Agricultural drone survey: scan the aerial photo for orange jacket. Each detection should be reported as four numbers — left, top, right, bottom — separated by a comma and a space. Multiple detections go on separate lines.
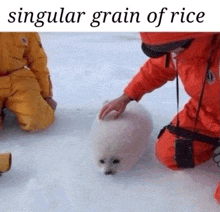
124, 33, 219, 109
0, 32, 52, 98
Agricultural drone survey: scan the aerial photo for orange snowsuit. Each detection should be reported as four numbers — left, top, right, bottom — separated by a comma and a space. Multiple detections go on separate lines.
123, 33, 220, 202
0, 32, 54, 131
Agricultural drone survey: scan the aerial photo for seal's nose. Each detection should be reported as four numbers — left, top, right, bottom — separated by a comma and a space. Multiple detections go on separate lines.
105, 170, 114, 175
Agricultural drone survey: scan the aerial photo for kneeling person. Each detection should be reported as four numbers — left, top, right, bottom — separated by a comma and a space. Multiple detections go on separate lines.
0, 32, 56, 131
0, 32, 57, 173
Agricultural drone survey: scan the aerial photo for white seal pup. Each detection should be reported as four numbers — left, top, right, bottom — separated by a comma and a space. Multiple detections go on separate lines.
90, 101, 152, 175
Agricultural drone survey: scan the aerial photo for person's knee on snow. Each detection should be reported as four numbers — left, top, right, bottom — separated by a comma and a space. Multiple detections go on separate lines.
155, 129, 180, 170
155, 127, 215, 171
16, 102, 54, 132
5, 89, 54, 132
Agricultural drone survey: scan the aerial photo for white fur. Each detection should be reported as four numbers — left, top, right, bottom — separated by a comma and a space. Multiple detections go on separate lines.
90, 101, 152, 175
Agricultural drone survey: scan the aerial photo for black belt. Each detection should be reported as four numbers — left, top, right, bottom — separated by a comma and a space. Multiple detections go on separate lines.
159, 124, 219, 148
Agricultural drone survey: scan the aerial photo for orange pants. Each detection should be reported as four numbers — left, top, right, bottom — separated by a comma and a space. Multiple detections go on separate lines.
0, 69, 54, 131
155, 98, 219, 203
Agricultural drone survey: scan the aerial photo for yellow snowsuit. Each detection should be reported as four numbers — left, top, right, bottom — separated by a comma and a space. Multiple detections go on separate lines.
0, 32, 55, 173
0, 153, 11, 173
0, 32, 54, 131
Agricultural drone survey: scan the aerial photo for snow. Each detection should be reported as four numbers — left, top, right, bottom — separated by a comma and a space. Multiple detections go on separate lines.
0, 32, 219, 212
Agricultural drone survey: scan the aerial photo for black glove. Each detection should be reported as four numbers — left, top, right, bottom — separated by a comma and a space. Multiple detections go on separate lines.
213, 145, 220, 167
44, 98, 57, 111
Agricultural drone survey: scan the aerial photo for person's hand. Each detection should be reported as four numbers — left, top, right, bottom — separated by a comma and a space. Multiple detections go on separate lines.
213, 145, 220, 167
44, 98, 57, 111
99, 94, 132, 120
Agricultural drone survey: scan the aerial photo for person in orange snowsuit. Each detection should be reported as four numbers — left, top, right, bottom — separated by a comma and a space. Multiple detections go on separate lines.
0, 32, 57, 174
99, 33, 220, 203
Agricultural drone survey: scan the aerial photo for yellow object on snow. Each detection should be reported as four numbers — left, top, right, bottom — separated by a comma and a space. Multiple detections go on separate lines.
0, 153, 11, 173
0, 32, 54, 131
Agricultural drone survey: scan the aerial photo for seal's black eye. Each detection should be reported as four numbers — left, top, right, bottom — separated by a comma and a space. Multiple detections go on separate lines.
113, 159, 120, 164
100, 160, 105, 164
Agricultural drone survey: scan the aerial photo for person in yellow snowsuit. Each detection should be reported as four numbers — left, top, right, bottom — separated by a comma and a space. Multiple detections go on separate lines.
0, 32, 57, 173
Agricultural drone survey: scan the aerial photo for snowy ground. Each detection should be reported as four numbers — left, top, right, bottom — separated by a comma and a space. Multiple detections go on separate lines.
0, 32, 219, 212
